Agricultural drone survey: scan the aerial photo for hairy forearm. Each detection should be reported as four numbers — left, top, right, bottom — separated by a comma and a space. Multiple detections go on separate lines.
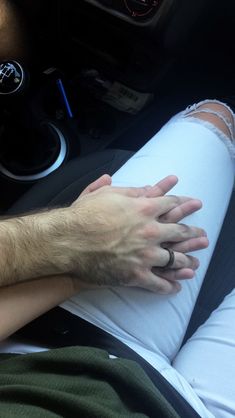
0, 0, 27, 60
0, 208, 76, 286
0, 275, 80, 341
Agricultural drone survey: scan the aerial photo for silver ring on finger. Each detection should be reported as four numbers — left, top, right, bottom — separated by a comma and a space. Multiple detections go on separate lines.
162, 248, 175, 269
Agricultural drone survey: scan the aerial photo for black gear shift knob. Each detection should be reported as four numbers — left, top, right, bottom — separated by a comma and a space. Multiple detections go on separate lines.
0, 60, 27, 95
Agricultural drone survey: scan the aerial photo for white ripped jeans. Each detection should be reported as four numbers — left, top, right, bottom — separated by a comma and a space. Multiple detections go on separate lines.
61, 100, 235, 418
2, 100, 235, 418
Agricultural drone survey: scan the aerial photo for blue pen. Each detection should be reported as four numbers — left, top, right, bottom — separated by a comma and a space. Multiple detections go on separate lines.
56, 78, 74, 119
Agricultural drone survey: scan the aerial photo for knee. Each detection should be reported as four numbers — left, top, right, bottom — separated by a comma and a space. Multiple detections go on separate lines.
184, 100, 235, 141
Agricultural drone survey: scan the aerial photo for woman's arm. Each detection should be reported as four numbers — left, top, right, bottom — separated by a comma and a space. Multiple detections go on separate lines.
0, 275, 81, 341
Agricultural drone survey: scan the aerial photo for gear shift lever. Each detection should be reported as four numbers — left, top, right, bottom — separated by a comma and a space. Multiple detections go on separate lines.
0, 61, 67, 180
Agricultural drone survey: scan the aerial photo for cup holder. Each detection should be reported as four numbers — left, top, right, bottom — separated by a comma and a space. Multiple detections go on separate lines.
0, 121, 67, 181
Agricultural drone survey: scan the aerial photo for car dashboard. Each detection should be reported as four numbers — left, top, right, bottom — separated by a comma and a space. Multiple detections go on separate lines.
0, 0, 234, 211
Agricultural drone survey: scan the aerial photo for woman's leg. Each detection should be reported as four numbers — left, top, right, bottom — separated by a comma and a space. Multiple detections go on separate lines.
60, 100, 235, 417
171, 103, 235, 414
61, 100, 235, 358
173, 289, 235, 418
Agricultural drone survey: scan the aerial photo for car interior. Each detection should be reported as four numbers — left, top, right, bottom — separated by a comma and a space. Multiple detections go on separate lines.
1, 0, 235, 345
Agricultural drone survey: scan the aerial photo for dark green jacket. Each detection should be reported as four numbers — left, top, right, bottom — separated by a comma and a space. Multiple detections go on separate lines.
0, 346, 180, 418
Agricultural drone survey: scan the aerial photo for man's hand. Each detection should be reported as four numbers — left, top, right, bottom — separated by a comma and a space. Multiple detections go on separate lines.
57, 176, 206, 294
0, 174, 207, 294
74, 174, 208, 293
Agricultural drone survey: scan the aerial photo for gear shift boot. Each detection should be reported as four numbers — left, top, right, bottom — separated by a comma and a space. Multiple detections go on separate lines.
0, 61, 68, 180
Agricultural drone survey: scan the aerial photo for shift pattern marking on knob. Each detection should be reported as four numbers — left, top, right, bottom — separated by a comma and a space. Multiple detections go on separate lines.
0, 61, 24, 95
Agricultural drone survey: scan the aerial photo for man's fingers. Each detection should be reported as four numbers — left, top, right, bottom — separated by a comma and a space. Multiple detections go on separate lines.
79, 174, 112, 197
143, 195, 200, 219
152, 267, 195, 281
157, 222, 207, 243
157, 248, 200, 270
159, 199, 202, 223
109, 185, 153, 198
139, 246, 200, 270
107, 175, 178, 198
165, 236, 209, 253
129, 264, 198, 294
130, 270, 181, 294
145, 175, 178, 198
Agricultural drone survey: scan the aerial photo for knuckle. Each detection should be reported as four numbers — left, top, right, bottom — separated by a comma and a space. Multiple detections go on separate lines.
132, 266, 146, 281
178, 223, 191, 237
140, 247, 156, 262
156, 282, 172, 294
140, 199, 155, 215
147, 276, 164, 293
143, 223, 159, 239
175, 254, 197, 269
174, 254, 186, 269
168, 195, 179, 204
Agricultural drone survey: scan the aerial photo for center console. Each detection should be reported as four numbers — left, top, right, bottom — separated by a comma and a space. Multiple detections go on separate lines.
0, 0, 212, 211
